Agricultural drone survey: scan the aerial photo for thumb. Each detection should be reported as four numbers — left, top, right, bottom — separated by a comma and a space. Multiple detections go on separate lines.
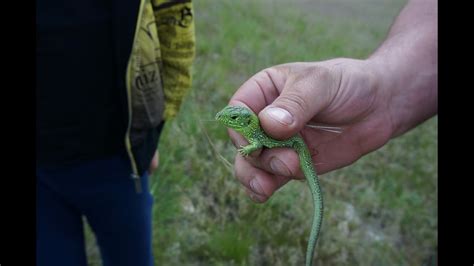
258, 65, 338, 139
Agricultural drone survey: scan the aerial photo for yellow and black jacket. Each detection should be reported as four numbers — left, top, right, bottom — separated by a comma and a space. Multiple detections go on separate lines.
125, 0, 195, 184
36, 0, 194, 184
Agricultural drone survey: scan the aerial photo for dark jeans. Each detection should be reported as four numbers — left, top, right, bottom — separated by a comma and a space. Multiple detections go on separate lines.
36, 154, 154, 266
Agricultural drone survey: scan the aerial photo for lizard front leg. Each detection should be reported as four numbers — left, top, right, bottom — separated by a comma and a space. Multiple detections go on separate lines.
238, 141, 263, 157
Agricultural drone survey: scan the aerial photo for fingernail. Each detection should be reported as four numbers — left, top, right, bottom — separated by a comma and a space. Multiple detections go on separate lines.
265, 107, 294, 125
270, 157, 290, 176
250, 178, 265, 196
246, 188, 264, 203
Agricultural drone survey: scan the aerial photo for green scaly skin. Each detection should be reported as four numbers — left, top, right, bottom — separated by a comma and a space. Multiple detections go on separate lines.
216, 105, 323, 266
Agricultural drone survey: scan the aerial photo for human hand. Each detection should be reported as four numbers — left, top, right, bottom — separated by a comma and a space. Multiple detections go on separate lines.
228, 58, 398, 202
148, 150, 160, 176
225, 0, 437, 204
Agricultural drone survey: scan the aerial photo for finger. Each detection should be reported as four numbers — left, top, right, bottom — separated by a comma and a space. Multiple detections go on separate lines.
243, 147, 305, 179
259, 64, 341, 140
244, 187, 267, 203
229, 67, 288, 115
234, 154, 292, 203
228, 128, 247, 148
227, 128, 261, 158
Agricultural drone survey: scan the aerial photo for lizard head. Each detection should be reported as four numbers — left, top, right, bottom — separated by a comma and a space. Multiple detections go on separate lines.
215, 105, 259, 133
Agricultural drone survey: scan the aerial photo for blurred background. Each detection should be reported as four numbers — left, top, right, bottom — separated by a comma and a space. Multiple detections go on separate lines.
85, 0, 437, 265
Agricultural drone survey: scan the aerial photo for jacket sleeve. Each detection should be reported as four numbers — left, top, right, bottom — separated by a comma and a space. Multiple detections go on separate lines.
152, 0, 196, 119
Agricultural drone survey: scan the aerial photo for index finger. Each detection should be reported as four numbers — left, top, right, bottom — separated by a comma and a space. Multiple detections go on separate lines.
229, 67, 288, 114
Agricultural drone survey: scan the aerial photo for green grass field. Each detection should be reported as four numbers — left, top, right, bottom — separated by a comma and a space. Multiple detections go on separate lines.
86, 0, 437, 265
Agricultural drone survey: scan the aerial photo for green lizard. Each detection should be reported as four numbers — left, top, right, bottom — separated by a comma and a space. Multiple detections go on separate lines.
215, 105, 323, 266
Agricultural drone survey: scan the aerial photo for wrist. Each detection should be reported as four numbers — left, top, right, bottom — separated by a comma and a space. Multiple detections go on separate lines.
366, 52, 437, 139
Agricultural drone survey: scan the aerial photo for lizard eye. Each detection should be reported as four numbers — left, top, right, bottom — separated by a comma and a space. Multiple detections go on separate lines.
230, 115, 238, 120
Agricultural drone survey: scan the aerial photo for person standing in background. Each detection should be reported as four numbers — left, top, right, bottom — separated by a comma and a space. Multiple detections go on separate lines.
36, 0, 195, 265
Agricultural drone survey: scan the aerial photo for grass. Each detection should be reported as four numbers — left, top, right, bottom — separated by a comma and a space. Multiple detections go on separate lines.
85, 0, 437, 265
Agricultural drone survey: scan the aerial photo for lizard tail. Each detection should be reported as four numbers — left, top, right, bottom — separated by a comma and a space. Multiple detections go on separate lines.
294, 138, 324, 266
